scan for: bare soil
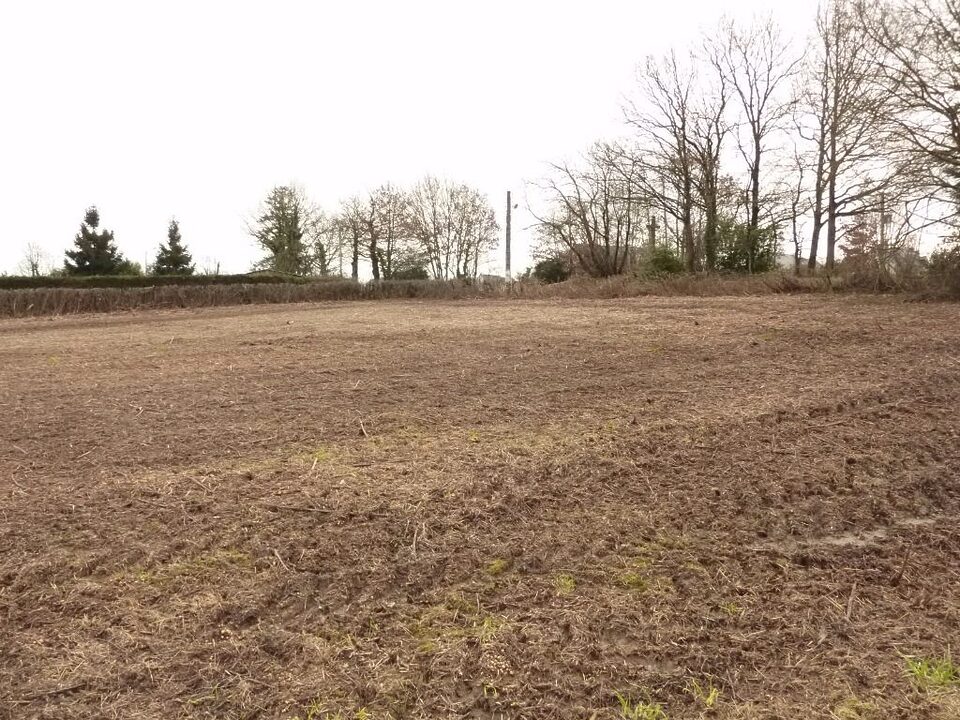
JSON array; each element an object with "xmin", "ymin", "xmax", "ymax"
[{"xmin": 1, "ymin": 297, "xmax": 959, "ymax": 719}]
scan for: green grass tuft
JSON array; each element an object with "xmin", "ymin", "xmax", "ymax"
[
  {"xmin": 905, "ymin": 654, "xmax": 960, "ymax": 690},
  {"xmin": 615, "ymin": 692, "xmax": 668, "ymax": 720},
  {"xmin": 686, "ymin": 679, "xmax": 721, "ymax": 709}
]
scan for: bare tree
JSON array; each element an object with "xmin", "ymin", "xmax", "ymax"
[
  {"xmin": 18, "ymin": 242, "xmax": 50, "ymax": 277},
  {"xmin": 407, "ymin": 177, "xmax": 498, "ymax": 280},
  {"xmin": 788, "ymin": 146, "xmax": 809, "ymax": 273},
  {"xmin": 197, "ymin": 257, "xmax": 221, "ymax": 276},
  {"xmin": 720, "ymin": 17, "xmax": 802, "ymax": 264},
  {"xmin": 625, "ymin": 41, "xmax": 738, "ymax": 272},
  {"xmin": 332, "ymin": 197, "xmax": 366, "ymax": 280},
  {"xmin": 306, "ymin": 209, "xmax": 335, "ymax": 276},
  {"xmin": 690, "ymin": 41, "xmax": 732, "ymax": 270},
  {"xmin": 453, "ymin": 187, "xmax": 499, "ymax": 279},
  {"xmin": 407, "ymin": 177, "xmax": 447, "ymax": 279},
  {"xmin": 367, "ymin": 184, "xmax": 412, "ymax": 279},
  {"xmin": 625, "ymin": 52, "xmax": 699, "ymax": 270},
  {"xmin": 799, "ymin": 1, "xmax": 899, "ymax": 272},
  {"xmin": 336, "ymin": 185, "xmax": 413, "ymax": 281},
  {"xmin": 840, "ymin": 197, "xmax": 929, "ymax": 288},
  {"xmin": 533, "ymin": 142, "xmax": 645, "ymax": 277},
  {"xmin": 859, "ymin": 0, "xmax": 960, "ymax": 220}
]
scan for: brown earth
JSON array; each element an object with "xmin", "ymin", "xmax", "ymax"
[{"xmin": 1, "ymin": 296, "xmax": 959, "ymax": 720}]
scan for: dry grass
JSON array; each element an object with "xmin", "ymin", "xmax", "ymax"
[{"xmin": 1, "ymin": 296, "xmax": 959, "ymax": 719}]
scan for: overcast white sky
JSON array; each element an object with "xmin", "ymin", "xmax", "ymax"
[{"xmin": 0, "ymin": 0, "xmax": 820, "ymax": 276}]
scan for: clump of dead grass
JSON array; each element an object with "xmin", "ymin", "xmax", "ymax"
[{"xmin": 831, "ymin": 696, "xmax": 882, "ymax": 720}]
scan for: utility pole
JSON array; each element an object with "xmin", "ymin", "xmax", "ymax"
[{"xmin": 505, "ymin": 190, "xmax": 512, "ymax": 279}]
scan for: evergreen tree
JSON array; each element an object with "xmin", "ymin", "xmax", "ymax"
[
  {"xmin": 64, "ymin": 206, "xmax": 129, "ymax": 275},
  {"xmin": 250, "ymin": 185, "xmax": 318, "ymax": 275},
  {"xmin": 153, "ymin": 219, "xmax": 194, "ymax": 275},
  {"xmin": 716, "ymin": 219, "xmax": 780, "ymax": 274}
]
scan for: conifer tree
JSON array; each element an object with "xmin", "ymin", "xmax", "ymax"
[
  {"xmin": 250, "ymin": 185, "xmax": 319, "ymax": 275},
  {"xmin": 64, "ymin": 206, "xmax": 129, "ymax": 275},
  {"xmin": 153, "ymin": 219, "xmax": 194, "ymax": 275}
]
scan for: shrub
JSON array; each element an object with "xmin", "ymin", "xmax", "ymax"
[
  {"xmin": 533, "ymin": 256, "xmax": 571, "ymax": 284},
  {"xmin": 838, "ymin": 218, "xmax": 928, "ymax": 291},
  {"xmin": 645, "ymin": 246, "xmax": 684, "ymax": 275},
  {"xmin": 389, "ymin": 264, "xmax": 430, "ymax": 281},
  {"xmin": 716, "ymin": 220, "xmax": 780, "ymax": 274},
  {"xmin": 117, "ymin": 260, "xmax": 144, "ymax": 276},
  {"xmin": 927, "ymin": 244, "xmax": 960, "ymax": 298}
]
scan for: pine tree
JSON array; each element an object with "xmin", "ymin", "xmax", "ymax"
[
  {"xmin": 64, "ymin": 206, "xmax": 130, "ymax": 275},
  {"xmin": 153, "ymin": 219, "xmax": 194, "ymax": 275}
]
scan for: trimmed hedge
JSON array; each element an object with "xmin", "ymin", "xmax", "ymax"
[
  {"xmin": 0, "ymin": 273, "xmax": 846, "ymax": 318},
  {"xmin": 0, "ymin": 279, "xmax": 509, "ymax": 317},
  {"xmin": 0, "ymin": 272, "xmax": 317, "ymax": 290}
]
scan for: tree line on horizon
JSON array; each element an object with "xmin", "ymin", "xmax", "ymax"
[
  {"xmin": 532, "ymin": 0, "xmax": 960, "ymax": 285},
  {"xmin": 14, "ymin": 174, "xmax": 499, "ymax": 282},
  {"xmin": 246, "ymin": 177, "xmax": 498, "ymax": 281},
  {"xmin": 16, "ymin": 207, "xmax": 196, "ymax": 278}
]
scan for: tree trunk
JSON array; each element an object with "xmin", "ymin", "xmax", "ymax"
[
  {"xmin": 824, "ymin": 35, "xmax": 842, "ymax": 273},
  {"xmin": 792, "ymin": 210, "xmax": 801, "ymax": 275},
  {"xmin": 825, "ymin": 168, "xmax": 838, "ymax": 272},
  {"xmin": 808, "ymin": 205, "xmax": 824, "ymax": 273},
  {"xmin": 704, "ymin": 196, "xmax": 718, "ymax": 272},
  {"xmin": 369, "ymin": 240, "xmax": 381, "ymax": 281},
  {"xmin": 745, "ymin": 142, "xmax": 762, "ymax": 275},
  {"xmin": 750, "ymin": 142, "xmax": 762, "ymax": 234},
  {"xmin": 683, "ymin": 171, "xmax": 698, "ymax": 272},
  {"xmin": 682, "ymin": 213, "xmax": 696, "ymax": 272},
  {"xmin": 378, "ymin": 250, "xmax": 388, "ymax": 279},
  {"xmin": 808, "ymin": 206, "xmax": 824, "ymax": 273}
]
